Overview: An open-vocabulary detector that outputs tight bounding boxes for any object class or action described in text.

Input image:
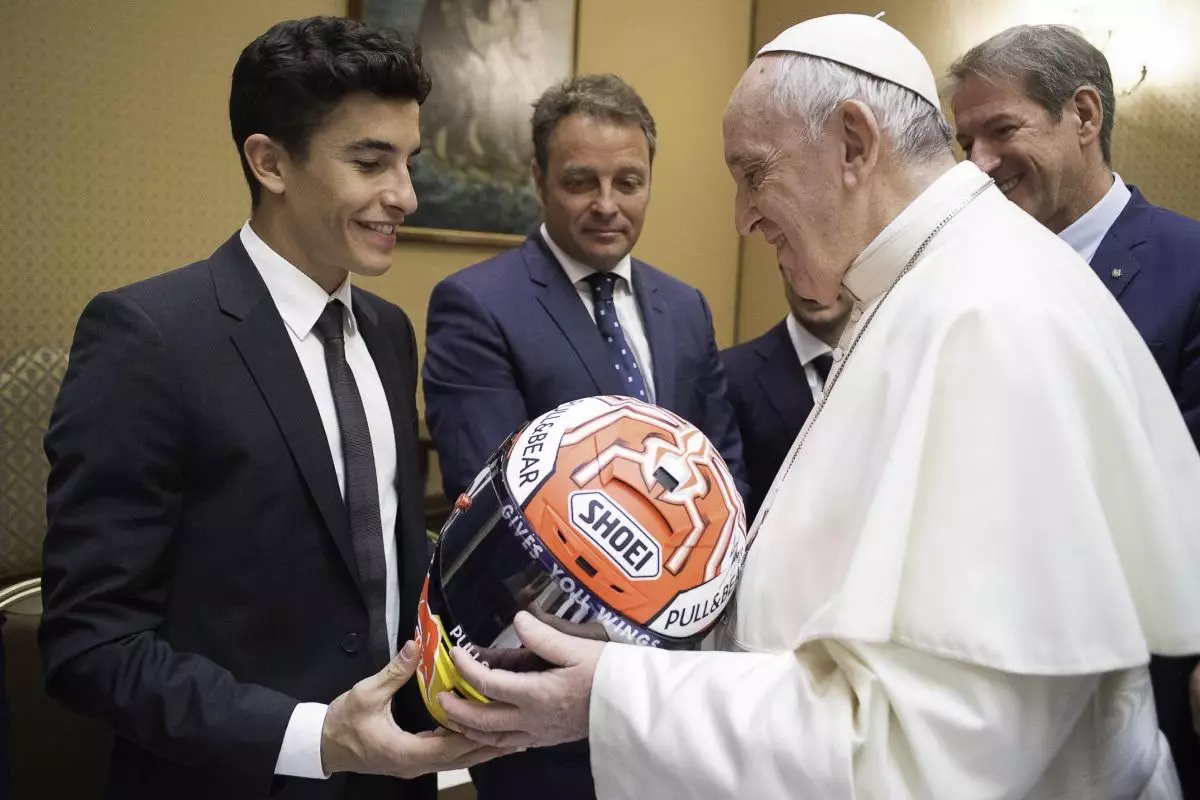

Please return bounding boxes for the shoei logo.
[563,397,745,583]
[569,492,661,580]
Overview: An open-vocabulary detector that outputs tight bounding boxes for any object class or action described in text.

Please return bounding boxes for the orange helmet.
[414,396,748,725]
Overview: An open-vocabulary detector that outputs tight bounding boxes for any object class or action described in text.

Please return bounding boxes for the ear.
[243,134,288,199]
[836,100,882,189]
[530,158,546,209]
[1071,85,1104,151]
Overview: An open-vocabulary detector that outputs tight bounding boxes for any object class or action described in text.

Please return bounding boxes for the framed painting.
[348,0,579,245]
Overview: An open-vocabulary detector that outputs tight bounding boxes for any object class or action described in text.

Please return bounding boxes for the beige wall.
[0,0,751,390]
[737,0,1200,342]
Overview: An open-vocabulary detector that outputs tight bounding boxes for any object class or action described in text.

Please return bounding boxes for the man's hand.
[321,639,512,779]
[438,610,605,749]
[1191,661,1200,737]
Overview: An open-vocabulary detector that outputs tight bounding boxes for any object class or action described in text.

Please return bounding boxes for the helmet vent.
[653,466,680,492]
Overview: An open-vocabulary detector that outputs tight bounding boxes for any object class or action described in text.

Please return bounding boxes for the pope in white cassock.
[437,14,1200,798]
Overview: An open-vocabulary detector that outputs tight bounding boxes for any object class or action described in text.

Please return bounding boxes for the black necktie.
[812,352,834,388]
[314,301,389,667]
[583,272,649,401]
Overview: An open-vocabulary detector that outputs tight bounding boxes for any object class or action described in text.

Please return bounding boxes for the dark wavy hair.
[230,16,432,204]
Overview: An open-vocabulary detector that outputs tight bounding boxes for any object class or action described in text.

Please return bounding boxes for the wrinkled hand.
[1191,661,1200,737]
[438,610,606,749]
[321,639,513,779]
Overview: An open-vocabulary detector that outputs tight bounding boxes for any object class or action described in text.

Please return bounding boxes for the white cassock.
[587,161,1200,799]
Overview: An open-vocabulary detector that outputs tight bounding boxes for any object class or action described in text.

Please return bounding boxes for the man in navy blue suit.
[721,279,852,523]
[950,24,1200,794]
[423,73,746,800]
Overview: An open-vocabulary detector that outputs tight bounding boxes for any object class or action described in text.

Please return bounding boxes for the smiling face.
[951,73,1093,233]
[722,65,864,307]
[533,114,651,272]
[249,91,422,291]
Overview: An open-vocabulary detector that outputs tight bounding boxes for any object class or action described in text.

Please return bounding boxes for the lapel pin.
[1111,268,1123,279]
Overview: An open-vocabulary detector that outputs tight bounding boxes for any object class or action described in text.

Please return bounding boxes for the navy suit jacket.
[720,320,811,523]
[422,234,745,799]
[1092,186,1200,448]
[423,234,746,500]
[40,235,435,800]
[1094,187,1200,791]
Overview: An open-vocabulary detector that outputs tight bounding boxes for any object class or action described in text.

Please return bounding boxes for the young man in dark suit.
[722,279,853,523]
[422,74,746,799]
[39,17,504,799]
[950,24,1200,793]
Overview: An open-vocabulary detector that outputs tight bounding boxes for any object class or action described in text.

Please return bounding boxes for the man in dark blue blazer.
[38,18,502,799]
[424,74,745,800]
[950,23,1200,793]
[722,280,853,524]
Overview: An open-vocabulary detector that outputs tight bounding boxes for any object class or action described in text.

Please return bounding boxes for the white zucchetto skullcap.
[757,13,940,110]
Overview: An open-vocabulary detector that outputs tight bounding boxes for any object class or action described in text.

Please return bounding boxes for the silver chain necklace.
[749,177,995,544]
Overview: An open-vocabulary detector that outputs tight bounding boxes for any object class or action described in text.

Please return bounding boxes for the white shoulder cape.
[733,179,1200,673]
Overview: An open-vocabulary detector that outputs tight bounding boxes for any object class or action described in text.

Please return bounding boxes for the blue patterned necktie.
[583,272,648,401]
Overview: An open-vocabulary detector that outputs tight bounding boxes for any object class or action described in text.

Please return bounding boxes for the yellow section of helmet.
[417,612,491,727]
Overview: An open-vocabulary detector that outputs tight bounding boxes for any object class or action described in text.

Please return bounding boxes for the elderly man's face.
[722,65,854,306]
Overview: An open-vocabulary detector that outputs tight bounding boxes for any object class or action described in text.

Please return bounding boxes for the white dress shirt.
[1058,172,1132,263]
[239,221,400,780]
[785,314,834,402]
[539,224,657,402]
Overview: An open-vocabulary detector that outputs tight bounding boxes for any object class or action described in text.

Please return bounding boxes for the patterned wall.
[0,1,345,365]
[0,1,341,571]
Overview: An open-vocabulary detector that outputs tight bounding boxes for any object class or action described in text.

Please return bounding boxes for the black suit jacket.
[39,235,436,800]
[720,319,812,523]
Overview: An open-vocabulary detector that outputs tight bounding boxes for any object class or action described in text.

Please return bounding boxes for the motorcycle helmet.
[414,395,748,725]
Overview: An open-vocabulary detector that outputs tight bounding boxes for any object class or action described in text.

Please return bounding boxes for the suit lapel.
[524,236,626,395]
[756,321,812,427]
[1089,187,1148,302]
[633,263,677,410]
[211,235,361,594]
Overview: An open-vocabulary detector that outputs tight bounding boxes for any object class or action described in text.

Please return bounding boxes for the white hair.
[760,53,952,165]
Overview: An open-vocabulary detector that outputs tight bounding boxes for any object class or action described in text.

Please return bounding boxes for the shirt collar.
[843,161,993,306]
[785,314,832,367]
[1057,173,1132,264]
[239,220,356,341]
[540,223,634,287]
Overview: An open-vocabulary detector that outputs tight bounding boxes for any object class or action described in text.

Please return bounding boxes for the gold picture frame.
[349,0,580,246]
